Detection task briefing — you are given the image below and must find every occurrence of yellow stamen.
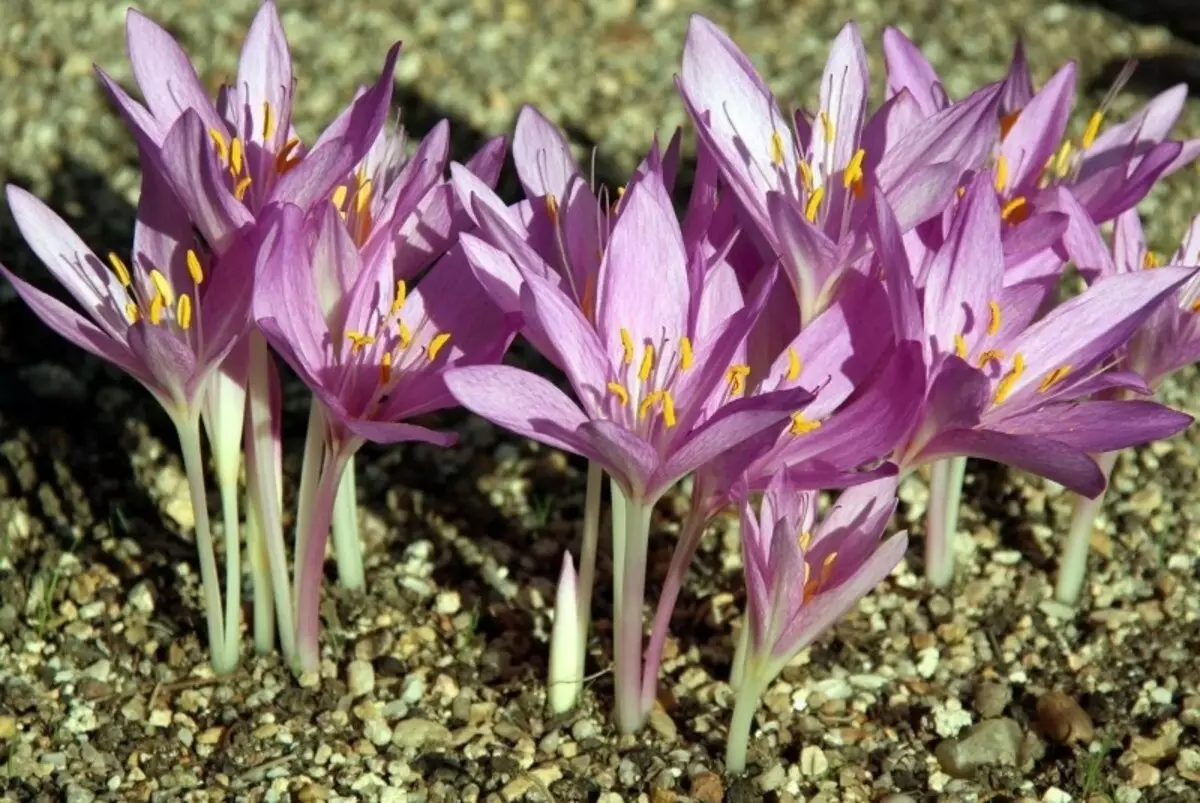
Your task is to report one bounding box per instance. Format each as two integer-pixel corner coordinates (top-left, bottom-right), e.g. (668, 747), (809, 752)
(679, 336), (694, 371)
(786, 347), (801, 382)
(397, 320), (413, 349)
(148, 269), (174, 306)
(176, 293), (193, 330)
(234, 175), (253, 201)
(356, 179), (373, 214)
(820, 552), (838, 584)
(956, 185), (967, 199)
(1081, 110), (1103, 150)
(262, 101), (275, 140)
(107, 252), (132, 287)
(276, 137), (302, 174)
(207, 128), (229, 165)
(789, 412), (822, 436)
(229, 137), (245, 177)
(802, 562), (813, 599)
(797, 530), (813, 551)
(818, 110), (834, 144)
(346, 331), (376, 354)
(186, 249), (204, 284)
(976, 348), (1006, 368)
(1000, 109), (1021, 139)
(379, 352), (393, 385)
(331, 185), (349, 212)
(149, 293), (166, 325)
(1038, 364), (1071, 393)
(1143, 251), (1161, 269)
(804, 187), (825, 222)
(797, 160), (814, 192)
(770, 130), (785, 167)
(954, 333), (968, 359)
(427, 332), (452, 361)
(1053, 139), (1074, 179)
(124, 302), (139, 324)
(607, 381), (629, 406)
(993, 352), (1026, 404)
(994, 154), (1008, 192)
(843, 148), (866, 198)
(726, 364), (750, 396)
(1000, 196), (1029, 223)
(545, 193), (560, 226)
(638, 390), (665, 421)
(661, 391), (677, 428)
(620, 328), (634, 365)
(391, 280), (408, 316)
(1191, 299), (1200, 314)
(987, 300), (1002, 336)
(638, 344), (655, 382)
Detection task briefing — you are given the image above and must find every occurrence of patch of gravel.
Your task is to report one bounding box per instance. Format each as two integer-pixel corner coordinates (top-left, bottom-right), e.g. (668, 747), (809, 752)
(1, 1), (1199, 801)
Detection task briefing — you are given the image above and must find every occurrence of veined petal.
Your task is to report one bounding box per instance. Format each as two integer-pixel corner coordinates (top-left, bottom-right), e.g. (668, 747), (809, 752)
(520, 271), (610, 414)
(252, 204), (327, 373)
(996, 400), (1192, 454)
(124, 9), (224, 133)
(812, 22), (870, 176)
(1054, 188), (1116, 281)
(234, 0), (293, 150)
(1113, 208), (1147, 274)
(1001, 39), (1035, 110)
(917, 427), (1105, 496)
(513, 105), (580, 201)
(998, 61), (1076, 192)
(867, 188), (922, 343)
(194, 210), (273, 369)
(128, 320), (198, 405)
(882, 26), (943, 115)
(94, 66), (164, 146)
(768, 192), (837, 324)
(341, 418), (458, 447)
(580, 419), (660, 501)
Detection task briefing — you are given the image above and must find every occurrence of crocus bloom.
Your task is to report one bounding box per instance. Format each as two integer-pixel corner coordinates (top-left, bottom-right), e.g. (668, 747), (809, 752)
(446, 171), (812, 732)
(725, 472), (906, 773)
(678, 14), (999, 326)
(871, 175), (1195, 584)
(1, 170), (270, 673)
(1054, 205), (1200, 603)
(254, 195), (512, 671)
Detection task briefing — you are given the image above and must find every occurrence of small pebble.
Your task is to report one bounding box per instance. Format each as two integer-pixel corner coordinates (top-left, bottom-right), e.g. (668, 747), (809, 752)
(347, 660), (375, 698)
(974, 681), (1012, 718)
(935, 718), (1023, 778)
(392, 718), (450, 750)
(799, 744), (828, 777)
(1037, 691), (1094, 745)
(689, 771), (724, 803)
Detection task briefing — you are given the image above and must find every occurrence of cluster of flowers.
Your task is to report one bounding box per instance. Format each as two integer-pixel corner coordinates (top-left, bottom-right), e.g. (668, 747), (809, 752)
(6, 3), (1199, 772)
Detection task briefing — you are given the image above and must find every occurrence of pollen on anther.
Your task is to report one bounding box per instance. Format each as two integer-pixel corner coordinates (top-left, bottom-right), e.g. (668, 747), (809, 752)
(726, 364), (750, 396)
(607, 381), (629, 407)
(789, 412), (821, 436)
(786, 347), (802, 382)
(638, 390), (665, 421)
(234, 176), (253, 201)
(994, 154), (1009, 193)
(207, 128), (229, 165)
(186, 249), (204, 284)
(149, 293), (166, 325)
(638, 344), (655, 382)
(804, 187), (825, 222)
(679, 336), (694, 371)
(229, 137), (245, 177)
(993, 352), (1026, 404)
(107, 252), (132, 287)
(427, 332), (452, 361)
(262, 101), (275, 140)
(149, 269), (174, 306)
(954, 333), (968, 359)
(818, 110), (834, 144)
(391, 280), (408, 316)
(797, 160), (814, 192)
(770, 130), (785, 167)
(346, 331), (376, 354)
(379, 352), (393, 385)
(124, 301), (140, 324)
(843, 148), (866, 197)
(1000, 196), (1029, 223)
(1038, 364), (1070, 393)
(1000, 109), (1022, 139)
(987, 300), (1002, 335)
(620, 328), (634, 365)
(276, 137), (302, 174)
(797, 530), (813, 551)
(177, 293), (193, 330)
(1143, 251), (1161, 269)
(661, 391), (677, 428)
(1081, 110), (1104, 150)
(397, 320), (413, 349)
(976, 348), (1005, 368)
(1053, 140), (1074, 179)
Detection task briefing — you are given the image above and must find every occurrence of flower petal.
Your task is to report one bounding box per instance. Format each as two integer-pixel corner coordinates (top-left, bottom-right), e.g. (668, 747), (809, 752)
(520, 270), (610, 414)
(512, 105), (580, 200)
(996, 400), (1192, 453)
(124, 9), (224, 133)
(882, 26), (943, 115)
(919, 427), (1105, 496)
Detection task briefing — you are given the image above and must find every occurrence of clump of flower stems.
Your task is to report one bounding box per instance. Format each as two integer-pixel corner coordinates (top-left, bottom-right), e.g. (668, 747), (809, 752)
(3, 1), (1197, 774)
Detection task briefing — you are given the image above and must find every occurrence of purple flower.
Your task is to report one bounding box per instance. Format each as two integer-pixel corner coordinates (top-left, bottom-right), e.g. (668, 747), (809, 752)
(725, 471), (906, 772)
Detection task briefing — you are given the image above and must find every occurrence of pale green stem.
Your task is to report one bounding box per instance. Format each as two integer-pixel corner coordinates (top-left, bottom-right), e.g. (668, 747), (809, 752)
(331, 455), (364, 589)
(243, 493), (274, 653)
(1056, 450), (1120, 605)
(925, 456), (967, 587)
(575, 460), (603, 672)
(216, 469), (242, 663)
(725, 662), (770, 774)
(729, 620), (750, 693)
(612, 484), (652, 734)
(610, 478), (627, 609)
(174, 415), (234, 675)
(294, 401), (325, 609)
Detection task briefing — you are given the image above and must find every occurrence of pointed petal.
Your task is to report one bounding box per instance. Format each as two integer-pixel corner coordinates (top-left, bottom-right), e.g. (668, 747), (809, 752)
(579, 419), (660, 501)
(520, 272), (609, 413)
(919, 427), (1105, 496)
(868, 188), (923, 343)
(882, 27), (942, 115)
(234, 0), (294, 149)
(811, 22), (869, 175)
(999, 62), (1076, 192)
(997, 400), (1191, 454)
(512, 105), (580, 200)
(341, 418), (458, 447)
(124, 9), (224, 132)
(768, 192), (836, 324)
(1055, 188), (1116, 281)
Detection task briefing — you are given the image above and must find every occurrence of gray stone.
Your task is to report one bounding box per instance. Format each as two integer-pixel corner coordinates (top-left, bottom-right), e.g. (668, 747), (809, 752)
(935, 718), (1023, 779)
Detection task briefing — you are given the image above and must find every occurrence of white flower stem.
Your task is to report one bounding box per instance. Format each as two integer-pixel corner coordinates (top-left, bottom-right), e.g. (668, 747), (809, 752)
(611, 483), (652, 734)
(294, 401), (325, 608)
(725, 660), (770, 774)
(331, 455), (364, 589)
(1056, 450), (1120, 605)
(925, 456), (967, 588)
(575, 460), (603, 672)
(216, 468), (242, 663)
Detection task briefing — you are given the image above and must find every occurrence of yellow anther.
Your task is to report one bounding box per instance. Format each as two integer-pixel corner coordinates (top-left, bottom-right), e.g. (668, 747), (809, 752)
(276, 137), (302, 174)
(797, 160), (814, 192)
(331, 185), (349, 212)
(620, 328), (634, 365)
(262, 101), (275, 140)
(581, 272), (597, 322)
(1053, 139), (1074, 179)
(1038, 364), (1071, 393)
(726, 364), (751, 396)
(818, 110), (834, 144)
(987, 300), (1002, 336)
(661, 391), (677, 428)
(545, 193), (560, 226)
(207, 128), (229, 165)
(1081, 110), (1104, 150)
(355, 166), (368, 189)
(679, 336), (694, 371)
(148, 269), (174, 306)
(820, 551), (838, 583)
(789, 411), (822, 436)
(786, 347), (802, 382)
(391, 280), (408, 316)
(149, 293), (166, 325)
(397, 320), (413, 349)
(176, 293), (193, 330)
(379, 352), (393, 385)
(976, 348), (1006, 368)
(993, 352), (1026, 404)
(616, 185), (626, 199)
(427, 332), (452, 361)
(843, 148), (866, 197)
(770, 130), (785, 167)
(186, 249), (204, 284)
(638, 390), (665, 421)
(1000, 196), (1029, 223)
(234, 175), (253, 201)
(1191, 299), (1200, 314)
(956, 185), (967, 199)
(802, 561), (813, 598)
(355, 179), (373, 214)
(797, 530), (813, 551)
(954, 333), (968, 359)
(1143, 251), (1161, 269)
(1000, 109), (1021, 139)
(638, 344), (655, 382)
(994, 154), (1009, 192)
(229, 137), (245, 177)
(107, 252), (132, 287)
(124, 301), (139, 324)
(804, 187), (825, 222)
(607, 381), (630, 406)
(346, 331), (376, 354)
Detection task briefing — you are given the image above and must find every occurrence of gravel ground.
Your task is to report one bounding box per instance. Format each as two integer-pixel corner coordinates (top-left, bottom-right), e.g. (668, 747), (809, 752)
(1, 1), (1199, 801)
